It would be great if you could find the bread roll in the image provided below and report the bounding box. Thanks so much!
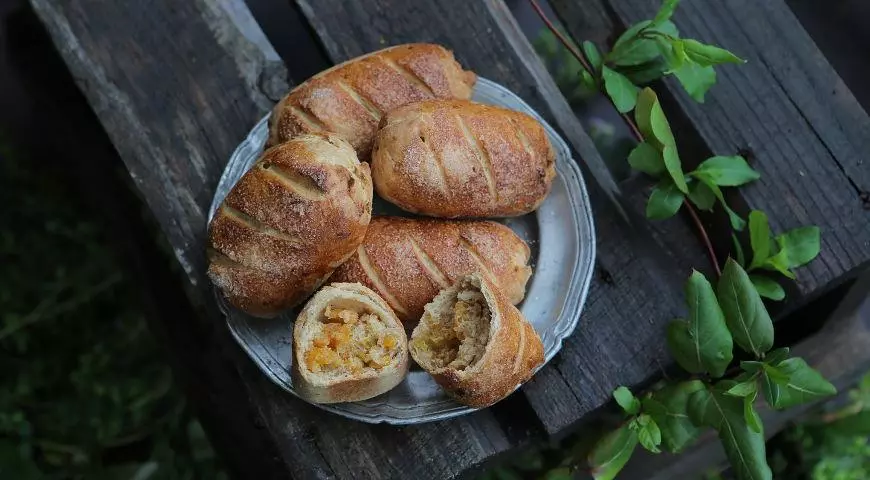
[293,283,409,403]
[371,99,556,217]
[208,134,372,317]
[410,273,544,407]
[268,44,476,159]
[330,216,531,326]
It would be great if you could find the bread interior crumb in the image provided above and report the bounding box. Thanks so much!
[303,303,400,378]
[412,287,491,371]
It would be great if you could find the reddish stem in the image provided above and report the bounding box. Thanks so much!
[527,0,722,276]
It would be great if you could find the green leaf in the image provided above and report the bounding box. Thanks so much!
[666,271,733,377]
[725,381,757,397]
[543,467,573,480]
[717,259,774,356]
[670,39,687,69]
[646,179,685,220]
[692,156,761,187]
[765,347,790,365]
[643,380,704,453]
[614,21,653,50]
[761,357,837,409]
[744,393,763,434]
[663,146,689,193]
[761,249,796,279]
[583,41,604,72]
[613,386,641,415]
[630,414,662,453]
[682,39,745,66]
[749,275,785,301]
[589,423,638,480]
[732,233,746,267]
[619,59,668,85]
[673,61,716,103]
[602,66,640,113]
[775,226,821,268]
[748,211,771,270]
[628,142,665,176]
[688,180,716,211]
[635,88,657,142]
[741,360,765,375]
[700,180,746,231]
[761,363,789,383]
[688,386,772,480]
[580,70,597,91]
[653,0,681,25]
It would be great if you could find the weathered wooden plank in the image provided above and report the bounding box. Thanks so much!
[30,0,526,478]
[293,0,715,435]
[552,0,870,300]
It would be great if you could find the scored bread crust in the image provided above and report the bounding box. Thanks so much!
[293,282,409,404]
[329,216,531,326]
[207,134,373,317]
[371,99,556,218]
[410,273,544,408]
[267,43,476,159]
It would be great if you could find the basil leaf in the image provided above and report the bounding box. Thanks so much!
[748,210,771,269]
[761,358,837,409]
[688,386,772,480]
[745,393,763,434]
[603,66,640,113]
[682,39,745,66]
[646,179,685,220]
[666,271,733,377]
[653,0,681,25]
[732,233,746,267]
[663,146,689,193]
[725,381,757,397]
[700,180,746,231]
[628,142,665,176]
[673,61,716,103]
[688,180,716,211]
[692,155,760,187]
[749,275,785,301]
[761,249,796,279]
[630,414,662,454]
[588,423,638,480]
[718,259,774,356]
[643,380,704,453]
[583,41,603,72]
[775,226,821,268]
[613,386,641,415]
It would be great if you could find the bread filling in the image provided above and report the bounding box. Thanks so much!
[304,305,400,375]
[412,288,491,371]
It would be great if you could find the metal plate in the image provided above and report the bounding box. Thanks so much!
[208,77,596,424]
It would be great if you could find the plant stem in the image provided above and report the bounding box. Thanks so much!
[527,0,721,276]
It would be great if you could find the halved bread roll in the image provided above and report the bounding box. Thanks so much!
[410,273,544,408]
[293,283,409,404]
[268,44,476,159]
[330,216,532,326]
[207,134,372,317]
[371,99,556,217]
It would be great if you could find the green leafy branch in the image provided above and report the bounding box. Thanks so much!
[528,0,835,479]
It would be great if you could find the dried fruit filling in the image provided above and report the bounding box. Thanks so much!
[304,305,400,374]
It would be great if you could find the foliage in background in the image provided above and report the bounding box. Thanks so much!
[0,137,225,479]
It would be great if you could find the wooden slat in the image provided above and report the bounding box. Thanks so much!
[293,0,716,435]
[551,0,870,300]
[29,0,529,478]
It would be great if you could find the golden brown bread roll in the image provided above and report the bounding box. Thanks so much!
[267,44,476,159]
[208,134,372,317]
[330,216,531,326]
[293,283,409,404]
[371,99,556,217]
[410,273,544,407]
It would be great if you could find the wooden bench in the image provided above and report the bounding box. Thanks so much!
[28,0,870,477]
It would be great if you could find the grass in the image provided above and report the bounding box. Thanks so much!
[0,136,226,479]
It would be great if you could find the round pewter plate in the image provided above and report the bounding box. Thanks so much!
[208,77,596,424]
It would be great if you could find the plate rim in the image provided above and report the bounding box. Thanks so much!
[208,77,597,424]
